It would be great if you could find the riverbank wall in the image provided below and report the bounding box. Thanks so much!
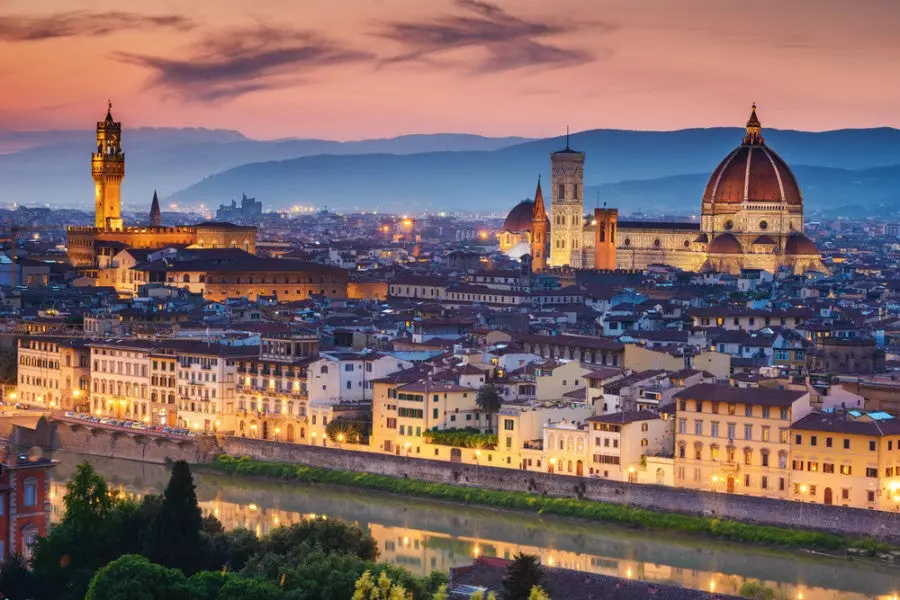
[5,416,899,542]
[0,417,218,464]
[222,436,900,543]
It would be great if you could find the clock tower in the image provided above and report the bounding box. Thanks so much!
[93,101,124,230]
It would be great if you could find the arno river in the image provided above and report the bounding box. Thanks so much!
[48,450,899,600]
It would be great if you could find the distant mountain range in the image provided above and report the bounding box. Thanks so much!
[0,129,530,210]
[2,125,900,216]
[172,127,900,215]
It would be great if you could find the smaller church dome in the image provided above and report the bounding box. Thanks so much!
[785,234,818,255]
[502,200,535,233]
[707,233,743,254]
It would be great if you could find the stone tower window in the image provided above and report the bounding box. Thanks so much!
[724,220,734,230]
[624,238,631,246]
[759,220,768,230]
[558,183,565,200]
[573,184,579,199]
[654,239,661,248]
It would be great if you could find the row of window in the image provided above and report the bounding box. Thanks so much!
[678,443,787,468]
[93,359,148,378]
[791,461,875,477]
[679,419,789,443]
[678,400,790,420]
[795,433,884,452]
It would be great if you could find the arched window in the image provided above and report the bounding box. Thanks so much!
[320,365,328,374]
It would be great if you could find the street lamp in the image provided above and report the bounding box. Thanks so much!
[404,440,412,461]
[274,426,281,441]
[474,449,482,484]
[549,456,557,474]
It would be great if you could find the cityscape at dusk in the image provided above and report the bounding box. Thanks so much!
[1,2,900,600]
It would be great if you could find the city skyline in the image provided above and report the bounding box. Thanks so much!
[1,0,900,139]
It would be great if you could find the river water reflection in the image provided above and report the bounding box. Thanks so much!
[47,450,899,600]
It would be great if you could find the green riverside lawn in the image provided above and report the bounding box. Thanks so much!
[207,454,890,554]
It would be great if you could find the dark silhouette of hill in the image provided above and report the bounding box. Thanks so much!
[170,127,900,214]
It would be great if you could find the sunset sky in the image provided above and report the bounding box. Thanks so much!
[1,0,899,140]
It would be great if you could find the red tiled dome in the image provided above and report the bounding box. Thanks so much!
[707,233,743,254]
[502,200,534,232]
[703,106,802,207]
[785,234,818,255]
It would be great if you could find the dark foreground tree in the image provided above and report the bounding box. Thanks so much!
[144,460,204,573]
[0,554,37,600]
[476,383,503,432]
[31,461,141,600]
[83,554,195,600]
[502,553,543,600]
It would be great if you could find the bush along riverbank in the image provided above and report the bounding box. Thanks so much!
[207,455,891,554]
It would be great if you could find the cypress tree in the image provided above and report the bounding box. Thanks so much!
[145,460,204,573]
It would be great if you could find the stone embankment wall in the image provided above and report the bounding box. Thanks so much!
[223,436,900,543]
[6,417,897,542]
[0,417,217,465]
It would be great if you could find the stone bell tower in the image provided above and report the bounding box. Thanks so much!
[93,101,124,231]
[548,130,585,268]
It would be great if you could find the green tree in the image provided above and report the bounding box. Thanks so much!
[352,570,408,600]
[31,462,142,600]
[62,460,114,529]
[259,518,378,562]
[739,580,776,600]
[527,586,550,600]
[325,417,370,444]
[502,553,543,600]
[83,554,195,600]
[216,576,284,600]
[432,585,449,600]
[278,551,366,600]
[189,571,230,600]
[476,383,503,432]
[144,460,204,573]
[0,554,37,600]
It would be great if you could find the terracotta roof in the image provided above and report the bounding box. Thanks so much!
[674,383,806,407]
[587,410,659,424]
[502,200,536,233]
[785,234,819,255]
[792,411,900,436]
[450,559,744,600]
[702,106,802,207]
[707,233,743,254]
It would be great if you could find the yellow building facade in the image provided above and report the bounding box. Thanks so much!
[673,383,811,499]
[790,411,900,510]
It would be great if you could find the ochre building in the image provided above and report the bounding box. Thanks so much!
[67,104,256,268]
[498,105,824,275]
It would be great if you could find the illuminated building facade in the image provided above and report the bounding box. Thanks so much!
[67,104,257,268]
[499,106,824,274]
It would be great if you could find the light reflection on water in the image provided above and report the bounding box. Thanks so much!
[48,450,899,600]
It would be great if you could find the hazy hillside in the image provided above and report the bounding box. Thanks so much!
[171,127,900,215]
[0,129,530,209]
[4,124,900,215]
